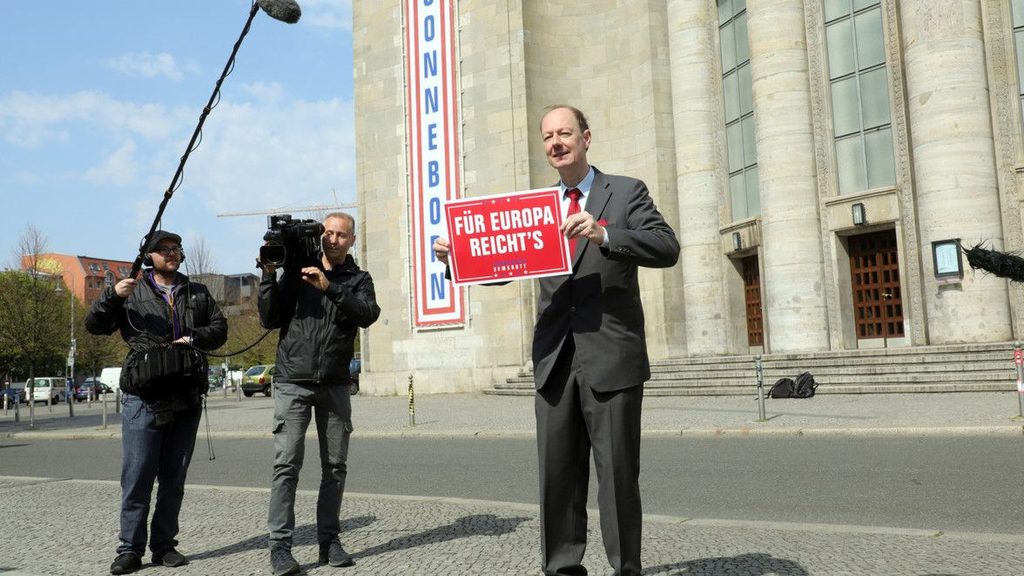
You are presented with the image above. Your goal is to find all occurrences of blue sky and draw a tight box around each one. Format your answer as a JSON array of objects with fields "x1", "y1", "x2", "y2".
[{"x1": 0, "y1": 0, "x2": 354, "y2": 275}]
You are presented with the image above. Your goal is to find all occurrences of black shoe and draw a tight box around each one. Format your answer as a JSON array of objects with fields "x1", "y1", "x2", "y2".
[
  {"x1": 110, "y1": 552, "x2": 142, "y2": 575},
  {"x1": 319, "y1": 538, "x2": 355, "y2": 567},
  {"x1": 270, "y1": 544, "x2": 301, "y2": 576},
  {"x1": 153, "y1": 547, "x2": 189, "y2": 567}
]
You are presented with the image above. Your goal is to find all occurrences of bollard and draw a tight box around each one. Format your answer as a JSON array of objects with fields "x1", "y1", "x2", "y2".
[
  {"x1": 1014, "y1": 341, "x2": 1024, "y2": 419},
  {"x1": 2, "y1": 394, "x2": 7, "y2": 414},
  {"x1": 408, "y1": 374, "x2": 415, "y2": 427},
  {"x1": 102, "y1": 391, "x2": 108, "y2": 429},
  {"x1": 13, "y1": 397, "x2": 19, "y2": 423},
  {"x1": 115, "y1": 390, "x2": 121, "y2": 414},
  {"x1": 755, "y1": 354, "x2": 767, "y2": 422}
]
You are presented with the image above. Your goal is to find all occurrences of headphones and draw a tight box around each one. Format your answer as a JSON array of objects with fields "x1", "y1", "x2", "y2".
[{"x1": 143, "y1": 247, "x2": 185, "y2": 267}]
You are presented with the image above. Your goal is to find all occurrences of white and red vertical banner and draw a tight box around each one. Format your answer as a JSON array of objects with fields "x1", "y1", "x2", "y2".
[{"x1": 404, "y1": 0, "x2": 464, "y2": 328}]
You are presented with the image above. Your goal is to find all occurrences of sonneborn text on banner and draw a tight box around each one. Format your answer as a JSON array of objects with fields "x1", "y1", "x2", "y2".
[{"x1": 444, "y1": 188, "x2": 571, "y2": 286}]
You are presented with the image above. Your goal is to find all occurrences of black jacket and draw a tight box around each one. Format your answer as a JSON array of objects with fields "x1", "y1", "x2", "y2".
[
  {"x1": 85, "y1": 271, "x2": 228, "y2": 393},
  {"x1": 258, "y1": 255, "x2": 380, "y2": 385}
]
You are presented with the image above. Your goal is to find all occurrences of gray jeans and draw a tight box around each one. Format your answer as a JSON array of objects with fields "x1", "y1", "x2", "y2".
[{"x1": 268, "y1": 381, "x2": 353, "y2": 547}]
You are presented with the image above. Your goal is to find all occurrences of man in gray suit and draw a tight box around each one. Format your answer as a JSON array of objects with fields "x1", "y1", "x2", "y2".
[{"x1": 434, "y1": 105, "x2": 679, "y2": 575}]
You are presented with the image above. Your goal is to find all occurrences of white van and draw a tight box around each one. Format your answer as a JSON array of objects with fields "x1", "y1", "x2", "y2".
[
  {"x1": 27, "y1": 377, "x2": 68, "y2": 404},
  {"x1": 99, "y1": 367, "x2": 122, "y2": 393}
]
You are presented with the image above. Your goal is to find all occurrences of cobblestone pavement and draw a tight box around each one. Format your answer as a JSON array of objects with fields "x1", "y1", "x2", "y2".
[
  {"x1": 1, "y1": 392, "x2": 1023, "y2": 575},
  {"x1": 2, "y1": 477, "x2": 1022, "y2": 576}
]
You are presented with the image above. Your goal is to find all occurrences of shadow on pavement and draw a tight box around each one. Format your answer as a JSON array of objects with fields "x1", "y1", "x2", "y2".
[
  {"x1": 354, "y1": 513, "x2": 530, "y2": 560},
  {"x1": 190, "y1": 516, "x2": 377, "y2": 561},
  {"x1": 643, "y1": 552, "x2": 809, "y2": 576}
]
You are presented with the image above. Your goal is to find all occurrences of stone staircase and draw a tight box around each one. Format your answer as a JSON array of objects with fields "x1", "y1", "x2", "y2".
[{"x1": 487, "y1": 341, "x2": 1021, "y2": 396}]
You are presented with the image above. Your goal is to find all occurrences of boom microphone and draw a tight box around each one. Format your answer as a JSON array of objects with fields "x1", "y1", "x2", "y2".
[
  {"x1": 256, "y1": 0, "x2": 302, "y2": 24},
  {"x1": 129, "y1": 0, "x2": 303, "y2": 278},
  {"x1": 963, "y1": 242, "x2": 1024, "y2": 283}
]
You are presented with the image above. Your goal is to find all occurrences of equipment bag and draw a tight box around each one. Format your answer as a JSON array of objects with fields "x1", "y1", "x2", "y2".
[
  {"x1": 794, "y1": 371, "x2": 818, "y2": 398},
  {"x1": 768, "y1": 377, "x2": 796, "y2": 398},
  {"x1": 127, "y1": 344, "x2": 208, "y2": 401}
]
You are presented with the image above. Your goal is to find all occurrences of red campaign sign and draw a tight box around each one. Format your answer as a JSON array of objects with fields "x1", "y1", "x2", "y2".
[{"x1": 444, "y1": 188, "x2": 571, "y2": 286}]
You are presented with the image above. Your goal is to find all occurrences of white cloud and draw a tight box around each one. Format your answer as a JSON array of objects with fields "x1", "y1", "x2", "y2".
[
  {"x1": 103, "y1": 52, "x2": 199, "y2": 81},
  {"x1": 0, "y1": 90, "x2": 185, "y2": 149},
  {"x1": 300, "y1": 0, "x2": 352, "y2": 31},
  {"x1": 84, "y1": 139, "x2": 140, "y2": 187},
  {"x1": 184, "y1": 82, "x2": 356, "y2": 214}
]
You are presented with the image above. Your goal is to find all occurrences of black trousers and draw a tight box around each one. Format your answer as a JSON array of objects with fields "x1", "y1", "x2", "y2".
[{"x1": 535, "y1": 337, "x2": 644, "y2": 576}]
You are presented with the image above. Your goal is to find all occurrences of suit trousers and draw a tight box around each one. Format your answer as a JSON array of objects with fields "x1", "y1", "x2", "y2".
[
  {"x1": 268, "y1": 381, "x2": 353, "y2": 548},
  {"x1": 535, "y1": 336, "x2": 644, "y2": 576}
]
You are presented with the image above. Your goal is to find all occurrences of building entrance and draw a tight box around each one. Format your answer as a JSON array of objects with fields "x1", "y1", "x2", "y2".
[
  {"x1": 849, "y1": 230, "x2": 905, "y2": 347},
  {"x1": 742, "y1": 255, "x2": 763, "y2": 349}
]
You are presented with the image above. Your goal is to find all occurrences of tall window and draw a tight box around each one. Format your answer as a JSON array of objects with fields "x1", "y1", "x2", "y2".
[
  {"x1": 1012, "y1": 1, "x2": 1024, "y2": 129},
  {"x1": 824, "y1": 0, "x2": 895, "y2": 194},
  {"x1": 718, "y1": 0, "x2": 759, "y2": 220}
]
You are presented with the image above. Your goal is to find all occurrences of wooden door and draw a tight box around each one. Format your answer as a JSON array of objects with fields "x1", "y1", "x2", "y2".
[
  {"x1": 849, "y1": 230, "x2": 904, "y2": 344},
  {"x1": 742, "y1": 255, "x2": 763, "y2": 347}
]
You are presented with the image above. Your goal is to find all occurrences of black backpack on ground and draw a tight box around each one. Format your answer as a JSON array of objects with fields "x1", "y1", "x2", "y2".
[
  {"x1": 794, "y1": 371, "x2": 818, "y2": 398},
  {"x1": 768, "y1": 371, "x2": 818, "y2": 398},
  {"x1": 768, "y1": 377, "x2": 796, "y2": 398}
]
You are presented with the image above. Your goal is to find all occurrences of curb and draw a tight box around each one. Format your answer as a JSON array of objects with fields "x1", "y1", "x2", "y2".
[{"x1": 3, "y1": 425, "x2": 1022, "y2": 441}]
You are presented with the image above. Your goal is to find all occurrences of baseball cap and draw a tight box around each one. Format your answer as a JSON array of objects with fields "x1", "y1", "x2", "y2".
[{"x1": 143, "y1": 230, "x2": 183, "y2": 253}]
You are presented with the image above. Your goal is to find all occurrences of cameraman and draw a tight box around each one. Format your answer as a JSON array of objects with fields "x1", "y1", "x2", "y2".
[
  {"x1": 258, "y1": 212, "x2": 380, "y2": 576},
  {"x1": 85, "y1": 230, "x2": 227, "y2": 575}
]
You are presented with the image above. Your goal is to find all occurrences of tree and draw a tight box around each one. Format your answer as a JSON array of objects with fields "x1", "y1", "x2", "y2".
[
  {"x1": 0, "y1": 226, "x2": 75, "y2": 387},
  {"x1": 184, "y1": 235, "x2": 217, "y2": 276},
  {"x1": 75, "y1": 302, "x2": 126, "y2": 381},
  {"x1": 216, "y1": 301, "x2": 277, "y2": 371},
  {"x1": 0, "y1": 272, "x2": 67, "y2": 383}
]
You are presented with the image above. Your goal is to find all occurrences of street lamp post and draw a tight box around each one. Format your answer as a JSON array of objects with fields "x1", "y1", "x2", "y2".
[
  {"x1": 67, "y1": 281, "x2": 76, "y2": 418},
  {"x1": 57, "y1": 278, "x2": 76, "y2": 418}
]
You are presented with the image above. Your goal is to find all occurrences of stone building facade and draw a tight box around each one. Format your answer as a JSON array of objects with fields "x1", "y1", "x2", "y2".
[{"x1": 354, "y1": 0, "x2": 1024, "y2": 394}]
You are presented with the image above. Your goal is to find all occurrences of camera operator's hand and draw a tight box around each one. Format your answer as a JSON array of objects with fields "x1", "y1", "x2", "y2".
[
  {"x1": 259, "y1": 242, "x2": 278, "y2": 275},
  {"x1": 114, "y1": 278, "x2": 138, "y2": 298},
  {"x1": 300, "y1": 267, "x2": 329, "y2": 291},
  {"x1": 172, "y1": 336, "x2": 193, "y2": 345}
]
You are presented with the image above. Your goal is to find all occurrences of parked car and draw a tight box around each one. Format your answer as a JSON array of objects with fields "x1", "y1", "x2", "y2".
[
  {"x1": 74, "y1": 378, "x2": 110, "y2": 401},
  {"x1": 349, "y1": 357, "x2": 360, "y2": 395},
  {"x1": 99, "y1": 367, "x2": 122, "y2": 394},
  {"x1": 26, "y1": 377, "x2": 68, "y2": 404},
  {"x1": 1, "y1": 384, "x2": 25, "y2": 405},
  {"x1": 207, "y1": 367, "x2": 224, "y2": 391},
  {"x1": 241, "y1": 364, "x2": 275, "y2": 397}
]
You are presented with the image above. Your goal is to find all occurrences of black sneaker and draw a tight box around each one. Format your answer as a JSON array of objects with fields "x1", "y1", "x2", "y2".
[
  {"x1": 153, "y1": 547, "x2": 189, "y2": 567},
  {"x1": 270, "y1": 544, "x2": 301, "y2": 576},
  {"x1": 318, "y1": 538, "x2": 355, "y2": 567},
  {"x1": 110, "y1": 552, "x2": 142, "y2": 575}
]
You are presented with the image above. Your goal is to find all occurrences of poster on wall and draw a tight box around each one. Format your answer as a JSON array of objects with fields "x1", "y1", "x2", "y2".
[
  {"x1": 444, "y1": 188, "x2": 572, "y2": 286},
  {"x1": 404, "y1": 0, "x2": 464, "y2": 328}
]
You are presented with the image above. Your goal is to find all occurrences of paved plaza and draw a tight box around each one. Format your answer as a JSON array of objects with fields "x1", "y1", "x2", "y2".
[{"x1": 2, "y1": 391, "x2": 1023, "y2": 575}]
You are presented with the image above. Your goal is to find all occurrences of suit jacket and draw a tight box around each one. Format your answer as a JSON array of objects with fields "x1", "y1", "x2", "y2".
[{"x1": 532, "y1": 168, "x2": 679, "y2": 393}]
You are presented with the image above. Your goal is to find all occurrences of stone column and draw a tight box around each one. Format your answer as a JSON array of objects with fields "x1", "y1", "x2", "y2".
[
  {"x1": 900, "y1": 0, "x2": 1010, "y2": 343},
  {"x1": 666, "y1": 0, "x2": 728, "y2": 355},
  {"x1": 746, "y1": 0, "x2": 829, "y2": 352}
]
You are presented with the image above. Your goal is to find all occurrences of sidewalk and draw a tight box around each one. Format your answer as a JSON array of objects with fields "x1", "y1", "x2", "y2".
[
  {"x1": 2, "y1": 392, "x2": 1023, "y2": 575},
  {"x1": 3, "y1": 390, "x2": 1024, "y2": 439}
]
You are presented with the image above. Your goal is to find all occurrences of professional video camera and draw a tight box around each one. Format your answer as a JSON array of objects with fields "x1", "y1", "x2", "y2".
[{"x1": 259, "y1": 214, "x2": 324, "y2": 269}]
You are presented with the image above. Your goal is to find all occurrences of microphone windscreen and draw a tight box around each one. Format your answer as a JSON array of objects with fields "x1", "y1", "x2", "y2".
[{"x1": 256, "y1": 0, "x2": 301, "y2": 24}]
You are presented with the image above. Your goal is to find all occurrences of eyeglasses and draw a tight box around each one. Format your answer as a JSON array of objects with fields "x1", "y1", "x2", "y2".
[{"x1": 153, "y1": 247, "x2": 183, "y2": 256}]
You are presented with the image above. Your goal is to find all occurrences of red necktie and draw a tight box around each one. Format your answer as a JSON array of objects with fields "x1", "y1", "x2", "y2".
[{"x1": 566, "y1": 188, "x2": 582, "y2": 255}]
